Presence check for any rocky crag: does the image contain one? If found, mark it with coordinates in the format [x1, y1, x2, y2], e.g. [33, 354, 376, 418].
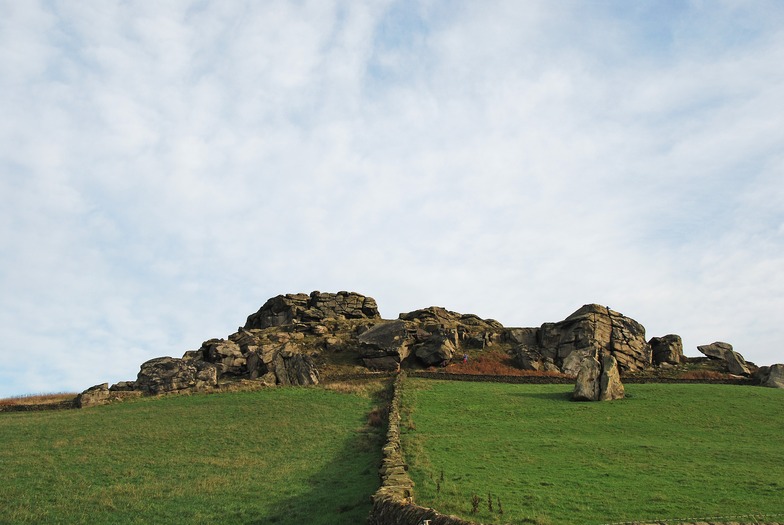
[77, 291, 781, 404]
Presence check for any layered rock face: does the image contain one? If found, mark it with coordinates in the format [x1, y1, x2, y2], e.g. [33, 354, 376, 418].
[649, 334, 685, 365]
[245, 291, 380, 329]
[512, 304, 651, 375]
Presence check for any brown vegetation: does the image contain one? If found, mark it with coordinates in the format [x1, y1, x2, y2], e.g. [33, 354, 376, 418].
[441, 349, 571, 378]
[678, 369, 735, 380]
[0, 393, 77, 407]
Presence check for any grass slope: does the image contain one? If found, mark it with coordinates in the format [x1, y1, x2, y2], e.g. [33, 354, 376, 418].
[0, 384, 385, 525]
[400, 379, 784, 525]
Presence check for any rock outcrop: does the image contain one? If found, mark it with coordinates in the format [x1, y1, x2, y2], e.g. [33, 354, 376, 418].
[84, 291, 779, 408]
[649, 334, 684, 365]
[572, 354, 625, 401]
[244, 291, 380, 329]
[356, 307, 504, 370]
[697, 342, 750, 376]
[135, 357, 219, 395]
[512, 304, 650, 375]
[77, 382, 143, 408]
[76, 383, 112, 408]
[755, 364, 784, 388]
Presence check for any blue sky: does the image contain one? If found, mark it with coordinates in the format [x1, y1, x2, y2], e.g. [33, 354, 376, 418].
[1, 0, 783, 398]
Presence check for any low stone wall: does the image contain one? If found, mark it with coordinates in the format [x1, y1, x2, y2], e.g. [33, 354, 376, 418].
[0, 399, 77, 412]
[408, 370, 754, 386]
[367, 371, 477, 525]
[407, 370, 574, 384]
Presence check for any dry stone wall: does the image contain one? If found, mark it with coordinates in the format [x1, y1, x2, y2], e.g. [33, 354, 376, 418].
[368, 372, 478, 525]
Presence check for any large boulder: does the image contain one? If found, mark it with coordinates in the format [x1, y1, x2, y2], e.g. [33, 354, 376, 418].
[244, 291, 380, 329]
[414, 336, 457, 366]
[697, 342, 750, 376]
[572, 356, 601, 401]
[533, 304, 651, 374]
[358, 320, 411, 371]
[649, 334, 684, 365]
[755, 364, 784, 388]
[572, 354, 625, 401]
[136, 357, 218, 395]
[599, 354, 625, 401]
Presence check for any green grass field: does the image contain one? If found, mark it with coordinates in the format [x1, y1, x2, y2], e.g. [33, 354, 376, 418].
[0, 383, 385, 525]
[400, 379, 784, 525]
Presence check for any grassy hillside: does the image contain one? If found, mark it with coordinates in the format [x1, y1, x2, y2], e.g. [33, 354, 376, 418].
[400, 379, 784, 525]
[0, 382, 386, 525]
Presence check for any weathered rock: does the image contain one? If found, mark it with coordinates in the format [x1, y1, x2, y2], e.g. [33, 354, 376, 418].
[561, 347, 598, 376]
[697, 342, 750, 376]
[76, 383, 111, 408]
[755, 364, 784, 388]
[282, 352, 319, 385]
[357, 320, 410, 371]
[201, 339, 245, 376]
[599, 354, 625, 401]
[136, 357, 218, 395]
[414, 336, 457, 366]
[263, 343, 320, 386]
[504, 327, 539, 346]
[397, 306, 503, 367]
[109, 381, 136, 392]
[573, 354, 625, 401]
[572, 356, 601, 401]
[515, 349, 542, 371]
[525, 304, 651, 375]
[244, 291, 380, 329]
[650, 334, 684, 365]
[245, 350, 264, 380]
[400, 307, 503, 335]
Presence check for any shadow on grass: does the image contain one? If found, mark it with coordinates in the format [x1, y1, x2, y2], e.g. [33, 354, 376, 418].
[225, 386, 390, 525]
[226, 433, 382, 525]
[512, 390, 573, 402]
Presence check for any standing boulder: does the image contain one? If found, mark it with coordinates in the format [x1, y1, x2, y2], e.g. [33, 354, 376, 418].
[572, 354, 625, 401]
[599, 355, 625, 401]
[755, 364, 784, 388]
[649, 335, 684, 365]
[573, 356, 601, 401]
[697, 342, 750, 376]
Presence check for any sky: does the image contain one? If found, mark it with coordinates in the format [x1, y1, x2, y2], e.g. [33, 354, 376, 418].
[1, 0, 783, 398]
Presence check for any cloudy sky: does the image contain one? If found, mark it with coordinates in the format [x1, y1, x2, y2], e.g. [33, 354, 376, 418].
[1, 1, 783, 398]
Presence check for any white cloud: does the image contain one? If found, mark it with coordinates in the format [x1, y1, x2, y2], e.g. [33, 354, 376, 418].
[1, 1, 783, 397]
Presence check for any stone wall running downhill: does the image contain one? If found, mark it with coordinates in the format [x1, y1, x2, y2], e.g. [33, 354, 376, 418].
[367, 372, 779, 525]
[368, 371, 478, 525]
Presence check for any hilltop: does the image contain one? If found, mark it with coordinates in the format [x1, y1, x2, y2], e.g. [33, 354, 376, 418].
[72, 291, 783, 407]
